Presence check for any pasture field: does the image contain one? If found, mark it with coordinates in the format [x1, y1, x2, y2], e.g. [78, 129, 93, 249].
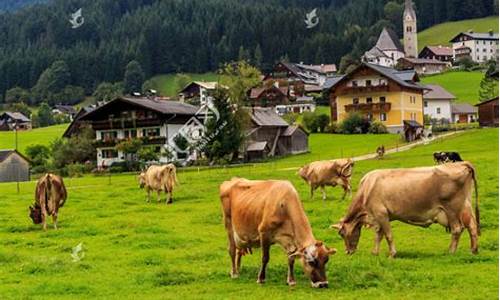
[0, 128, 497, 299]
[418, 16, 499, 51]
[420, 71, 493, 105]
[0, 124, 69, 154]
[148, 72, 220, 97]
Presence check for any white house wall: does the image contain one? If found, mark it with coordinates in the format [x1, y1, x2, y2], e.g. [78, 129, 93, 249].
[424, 99, 452, 121]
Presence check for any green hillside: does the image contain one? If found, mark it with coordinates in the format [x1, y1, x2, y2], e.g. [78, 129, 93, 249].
[421, 71, 492, 104]
[0, 124, 68, 154]
[418, 16, 499, 50]
[148, 73, 219, 97]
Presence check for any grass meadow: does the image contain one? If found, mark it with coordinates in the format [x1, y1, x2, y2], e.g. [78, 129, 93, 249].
[148, 72, 220, 97]
[0, 128, 497, 299]
[0, 124, 69, 154]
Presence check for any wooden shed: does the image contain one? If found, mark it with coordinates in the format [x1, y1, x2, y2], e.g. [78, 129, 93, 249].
[476, 97, 499, 127]
[0, 150, 30, 183]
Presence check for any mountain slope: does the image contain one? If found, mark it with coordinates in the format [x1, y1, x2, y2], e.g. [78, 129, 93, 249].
[418, 16, 499, 50]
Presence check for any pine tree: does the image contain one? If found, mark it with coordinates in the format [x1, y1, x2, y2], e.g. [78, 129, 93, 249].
[123, 60, 145, 95]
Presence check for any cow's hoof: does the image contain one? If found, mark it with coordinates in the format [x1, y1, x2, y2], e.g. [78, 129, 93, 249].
[371, 250, 379, 256]
[287, 280, 296, 286]
[257, 278, 265, 284]
[388, 252, 397, 258]
[167, 200, 173, 205]
[471, 249, 479, 255]
[230, 272, 239, 279]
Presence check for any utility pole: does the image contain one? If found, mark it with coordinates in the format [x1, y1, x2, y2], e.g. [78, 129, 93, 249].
[14, 121, 20, 194]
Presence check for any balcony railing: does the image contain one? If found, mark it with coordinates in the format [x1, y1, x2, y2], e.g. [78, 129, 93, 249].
[93, 136, 167, 148]
[344, 84, 389, 94]
[345, 102, 392, 113]
[91, 118, 162, 130]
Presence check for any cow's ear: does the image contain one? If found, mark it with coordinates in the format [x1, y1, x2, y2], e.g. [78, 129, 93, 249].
[330, 223, 342, 230]
[326, 247, 337, 255]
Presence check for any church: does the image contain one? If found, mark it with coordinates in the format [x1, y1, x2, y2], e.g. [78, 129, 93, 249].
[362, 0, 418, 67]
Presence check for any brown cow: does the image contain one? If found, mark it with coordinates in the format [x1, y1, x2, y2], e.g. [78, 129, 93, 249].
[220, 178, 336, 288]
[30, 173, 67, 230]
[139, 164, 178, 204]
[298, 158, 354, 200]
[331, 162, 480, 257]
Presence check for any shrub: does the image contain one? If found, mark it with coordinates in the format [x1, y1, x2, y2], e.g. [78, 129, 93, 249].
[325, 122, 340, 133]
[340, 113, 370, 134]
[316, 114, 330, 133]
[282, 113, 298, 125]
[67, 163, 88, 177]
[368, 121, 388, 134]
[302, 112, 317, 132]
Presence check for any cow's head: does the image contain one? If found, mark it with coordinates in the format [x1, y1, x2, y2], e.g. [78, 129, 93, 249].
[138, 172, 146, 189]
[331, 213, 366, 255]
[289, 241, 336, 288]
[29, 204, 42, 224]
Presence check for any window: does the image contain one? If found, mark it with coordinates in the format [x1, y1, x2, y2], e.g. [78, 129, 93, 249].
[101, 131, 117, 141]
[366, 97, 373, 104]
[379, 96, 386, 103]
[142, 128, 161, 137]
[366, 80, 372, 86]
[124, 130, 137, 138]
[380, 113, 387, 121]
[353, 98, 359, 105]
[102, 149, 118, 159]
[436, 107, 441, 114]
[367, 113, 373, 120]
[424, 101, 428, 108]
[352, 80, 358, 87]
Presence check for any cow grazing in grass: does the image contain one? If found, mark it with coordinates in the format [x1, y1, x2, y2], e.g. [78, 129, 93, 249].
[298, 158, 354, 200]
[220, 178, 336, 288]
[331, 162, 480, 257]
[139, 164, 178, 204]
[433, 151, 463, 164]
[30, 173, 67, 230]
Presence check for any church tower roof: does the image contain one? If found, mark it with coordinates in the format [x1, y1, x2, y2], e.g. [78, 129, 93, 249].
[404, 0, 416, 20]
[375, 27, 404, 52]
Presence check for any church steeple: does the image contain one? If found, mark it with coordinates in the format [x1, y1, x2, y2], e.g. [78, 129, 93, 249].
[403, 0, 418, 58]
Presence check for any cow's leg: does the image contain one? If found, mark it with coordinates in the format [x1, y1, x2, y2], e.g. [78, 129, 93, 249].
[166, 188, 173, 205]
[371, 228, 384, 256]
[146, 189, 151, 203]
[461, 208, 479, 254]
[225, 220, 239, 278]
[157, 190, 161, 203]
[310, 184, 315, 199]
[380, 220, 396, 257]
[447, 211, 464, 254]
[52, 212, 58, 230]
[321, 186, 326, 201]
[257, 237, 271, 284]
[41, 206, 48, 231]
[287, 255, 296, 286]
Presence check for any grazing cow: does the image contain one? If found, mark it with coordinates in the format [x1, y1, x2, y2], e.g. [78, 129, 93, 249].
[331, 162, 479, 257]
[139, 164, 178, 204]
[433, 151, 463, 164]
[376, 145, 385, 159]
[220, 178, 336, 288]
[298, 158, 354, 200]
[30, 173, 67, 230]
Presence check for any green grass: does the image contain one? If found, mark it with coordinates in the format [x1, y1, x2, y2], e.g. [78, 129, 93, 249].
[0, 128, 497, 299]
[148, 72, 220, 97]
[421, 71, 489, 104]
[0, 124, 69, 154]
[418, 16, 499, 50]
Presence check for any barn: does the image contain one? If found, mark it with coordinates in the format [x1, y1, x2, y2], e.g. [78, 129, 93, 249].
[476, 97, 499, 127]
[0, 150, 30, 183]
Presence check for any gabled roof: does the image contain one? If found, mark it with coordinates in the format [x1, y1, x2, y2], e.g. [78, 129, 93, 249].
[419, 46, 453, 57]
[0, 149, 30, 163]
[1, 112, 30, 122]
[251, 107, 289, 127]
[475, 96, 499, 106]
[280, 125, 309, 136]
[403, 120, 422, 128]
[450, 32, 499, 43]
[329, 63, 424, 91]
[297, 63, 337, 74]
[81, 97, 199, 120]
[364, 46, 390, 58]
[249, 85, 288, 99]
[451, 103, 478, 114]
[54, 105, 77, 115]
[246, 141, 268, 152]
[180, 81, 226, 93]
[423, 84, 456, 100]
[322, 75, 345, 90]
[375, 27, 404, 52]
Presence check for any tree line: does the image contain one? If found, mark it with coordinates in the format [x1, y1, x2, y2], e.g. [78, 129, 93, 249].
[0, 0, 495, 102]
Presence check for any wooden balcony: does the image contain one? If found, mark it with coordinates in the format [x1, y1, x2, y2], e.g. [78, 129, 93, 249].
[344, 102, 392, 113]
[91, 118, 162, 130]
[344, 85, 389, 94]
[94, 136, 167, 148]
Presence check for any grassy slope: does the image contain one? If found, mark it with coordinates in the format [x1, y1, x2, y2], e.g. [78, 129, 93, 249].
[0, 124, 68, 154]
[421, 71, 487, 104]
[418, 16, 499, 50]
[148, 72, 220, 97]
[0, 128, 497, 299]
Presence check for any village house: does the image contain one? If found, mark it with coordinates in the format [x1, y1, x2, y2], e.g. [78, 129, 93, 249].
[397, 57, 450, 75]
[423, 84, 455, 122]
[418, 45, 453, 62]
[328, 62, 425, 136]
[451, 103, 478, 123]
[248, 81, 316, 115]
[476, 97, 499, 127]
[0, 111, 32, 131]
[450, 30, 499, 63]
[265, 61, 337, 91]
[71, 97, 203, 168]
[363, 27, 405, 67]
[0, 149, 30, 183]
[245, 107, 308, 160]
[52, 105, 78, 121]
[179, 81, 225, 105]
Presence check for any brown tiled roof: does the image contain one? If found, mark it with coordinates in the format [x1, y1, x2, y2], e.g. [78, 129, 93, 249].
[399, 57, 448, 65]
[424, 46, 453, 56]
[423, 84, 456, 100]
[249, 86, 288, 99]
[117, 97, 198, 115]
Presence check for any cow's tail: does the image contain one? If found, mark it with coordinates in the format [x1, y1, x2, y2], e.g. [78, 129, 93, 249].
[466, 162, 480, 236]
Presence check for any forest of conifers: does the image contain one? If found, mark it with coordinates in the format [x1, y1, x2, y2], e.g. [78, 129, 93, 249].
[0, 0, 496, 99]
